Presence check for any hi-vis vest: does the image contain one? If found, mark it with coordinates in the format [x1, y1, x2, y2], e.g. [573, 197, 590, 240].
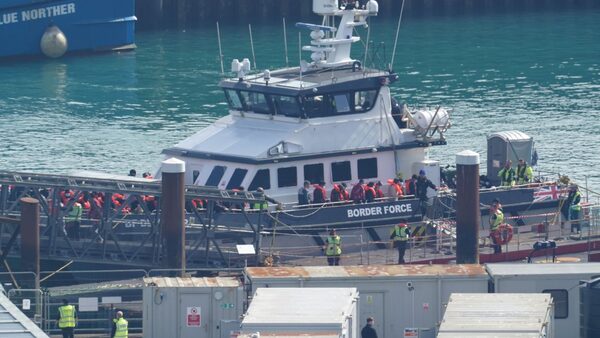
[114, 318, 128, 338]
[516, 165, 533, 184]
[65, 202, 82, 222]
[58, 305, 76, 328]
[393, 225, 409, 241]
[325, 235, 341, 256]
[570, 191, 582, 212]
[498, 167, 515, 186]
[490, 209, 504, 232]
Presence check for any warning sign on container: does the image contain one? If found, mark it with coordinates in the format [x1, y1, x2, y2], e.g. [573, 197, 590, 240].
[187, 307, 201, 327]
[404, 328, 418, 337]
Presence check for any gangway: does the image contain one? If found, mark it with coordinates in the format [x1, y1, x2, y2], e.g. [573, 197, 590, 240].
[0, 171, 267, 270]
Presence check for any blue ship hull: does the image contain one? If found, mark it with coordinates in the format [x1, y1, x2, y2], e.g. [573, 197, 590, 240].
[0, 0, 136, 58]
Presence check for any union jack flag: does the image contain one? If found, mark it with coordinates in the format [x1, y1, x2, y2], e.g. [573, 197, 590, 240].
[533, 185, 566, 203]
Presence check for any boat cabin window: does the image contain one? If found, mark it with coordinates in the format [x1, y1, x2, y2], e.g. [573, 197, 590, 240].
[333, 94, 351, 114]
[354, 89, 378, 112]
[542, 289, 568, 319]
[206, 166, 227, 187]
[226, 168, 248, 190]
[301, 88, 380, 118]
[304, 163, 324, 184]
[277, 167, 298, 188]
[249, 169, 271, 190]
[224, 89, 243, 110]
[357, 158, 378, 179]
[239, 91, 271, 114]
[273, 95, 301, 118]
[192, 170, 201, 184]
[331, 161, 351, 182]
[302, 95, 332, 118]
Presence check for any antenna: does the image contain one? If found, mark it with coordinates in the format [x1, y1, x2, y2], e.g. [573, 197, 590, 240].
[216, 22, 225, 75]
[283, 18, 289, 68]
[249, 24, 257, 70]
[298, 31, 303, 85]
[389, 0, 406, 73]
[363, 16, 371, 69]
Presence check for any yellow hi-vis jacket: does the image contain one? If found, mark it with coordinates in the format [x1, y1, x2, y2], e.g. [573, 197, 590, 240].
[58, 305, 76, 328]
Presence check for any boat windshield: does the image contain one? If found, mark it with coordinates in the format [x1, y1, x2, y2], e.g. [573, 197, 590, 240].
[224, 88, 378, 118]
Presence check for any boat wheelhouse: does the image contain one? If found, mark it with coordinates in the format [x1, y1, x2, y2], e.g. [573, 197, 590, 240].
[162, 0, 450, 203]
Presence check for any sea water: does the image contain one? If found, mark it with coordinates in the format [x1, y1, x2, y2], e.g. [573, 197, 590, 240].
[0, 7, 599, 190]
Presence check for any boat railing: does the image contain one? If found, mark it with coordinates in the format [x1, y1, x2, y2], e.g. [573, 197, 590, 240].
[259, 203, 600, 266]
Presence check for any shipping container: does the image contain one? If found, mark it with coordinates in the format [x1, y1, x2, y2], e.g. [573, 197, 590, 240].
[486, 263, 600, 338]
[239, 287, 358, 338]
[142, 277, 244, 338]
[438, 293, 554, 337]
[245, 264, 489, 338]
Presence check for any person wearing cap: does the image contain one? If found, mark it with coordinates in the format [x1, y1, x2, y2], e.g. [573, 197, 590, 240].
[568, 185, 582, 234]
[298, 180, 311, 205]
[498, 160, 515, 187]
[128, 169, 136, 177]
[390, 223, 410, 264]
[361, 317, 378, 338]
[323, 229, 342, 266]
[416, 169, 437, 220]
[57, 299, 77, 338]
[516, 159, 534, 185]
[111, 310, 128, 338]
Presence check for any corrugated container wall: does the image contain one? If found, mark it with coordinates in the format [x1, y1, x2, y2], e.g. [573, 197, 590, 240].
[245, 265, 489, 338]
[142, 277, 244, 338]
[240, 287, 358, 338]
[486, 263, 600, 338]
[438, 293, 554, 338]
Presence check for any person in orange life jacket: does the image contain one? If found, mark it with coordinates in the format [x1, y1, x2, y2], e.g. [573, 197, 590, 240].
[350, 179, 366, 203]
[386, 178, 404, 199]
[298, 180, 311, 205]
[364, 182, 376, 203]
[416, 170, 438, 220]
[340, 182, 349, 200]
[406, 175, 418, 196]
[330, 183, 344, 202]
[374, 181, 385, 199]
[142, 172, 153, 179]
[313, 181, 328, 204]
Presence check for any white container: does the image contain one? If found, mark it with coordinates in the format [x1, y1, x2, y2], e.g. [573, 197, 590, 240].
[245, 265, 489, 338]
[142, 277, 244, 338]
[486, 263, 600, 338]
[438, 293, 554, 338]
[240, 287, 358, 338]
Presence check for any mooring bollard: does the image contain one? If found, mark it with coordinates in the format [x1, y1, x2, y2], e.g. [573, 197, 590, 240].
[456, 150, 480, 264]
[161, 158, 186, 277]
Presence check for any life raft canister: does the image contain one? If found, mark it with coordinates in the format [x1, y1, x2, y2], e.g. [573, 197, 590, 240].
[491, 223, 514, 246]
[41, 25, 68, 58]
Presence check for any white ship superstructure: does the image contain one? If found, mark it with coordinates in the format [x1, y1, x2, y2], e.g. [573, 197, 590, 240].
[162, 0, 450, 202]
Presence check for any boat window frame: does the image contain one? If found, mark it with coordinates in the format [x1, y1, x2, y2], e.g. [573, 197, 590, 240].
[224, 89, 244, 110]
[248, 169, 271, 190]
[300, 87, 381, 118]
[238, 90, 273, 115]
[331, 161, 352, 182]
[272, 95, 302, 118]
[226, 168, 249, 190]
[304, 163, 325, 185]
[277, 166, 298, 188]
[357, 157, 378, 179]
[205, 165, 227, 187]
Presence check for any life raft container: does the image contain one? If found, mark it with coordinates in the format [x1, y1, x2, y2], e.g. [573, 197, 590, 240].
[490, 223, 514, 246]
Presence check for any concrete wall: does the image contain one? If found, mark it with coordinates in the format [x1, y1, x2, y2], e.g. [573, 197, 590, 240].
[136, 0, 600, 29]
